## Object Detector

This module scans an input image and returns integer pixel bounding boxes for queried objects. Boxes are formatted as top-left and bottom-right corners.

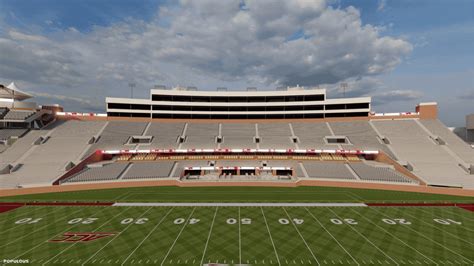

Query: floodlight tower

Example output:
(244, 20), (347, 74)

(340, 82), (348, 97)
(129, 82), (136, 98)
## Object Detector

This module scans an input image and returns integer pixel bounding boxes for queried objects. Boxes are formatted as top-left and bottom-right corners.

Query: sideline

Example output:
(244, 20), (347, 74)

(112, 202), (368, 207)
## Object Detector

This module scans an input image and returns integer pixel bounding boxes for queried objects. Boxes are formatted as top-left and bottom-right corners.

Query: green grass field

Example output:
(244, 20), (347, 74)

(1, 186), (474, 203)
(1, 204), (474, 265)
(1, 186), (473, 265)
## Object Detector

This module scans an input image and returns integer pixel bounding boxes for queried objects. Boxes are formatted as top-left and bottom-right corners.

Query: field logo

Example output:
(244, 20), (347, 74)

(49, 232), (116, 243)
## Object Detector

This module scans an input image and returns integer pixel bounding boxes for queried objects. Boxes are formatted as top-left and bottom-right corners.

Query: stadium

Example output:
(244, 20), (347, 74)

(1, 81), (474, 265)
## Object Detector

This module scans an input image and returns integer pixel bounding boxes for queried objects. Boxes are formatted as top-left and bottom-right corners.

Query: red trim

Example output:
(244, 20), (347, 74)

(0, 202), (113, 206)
(0, 204), (23, 213)
(366, 203), (457, 207)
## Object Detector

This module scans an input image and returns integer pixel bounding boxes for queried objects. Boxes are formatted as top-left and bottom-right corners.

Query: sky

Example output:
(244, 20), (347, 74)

(0, 0), (473, 126)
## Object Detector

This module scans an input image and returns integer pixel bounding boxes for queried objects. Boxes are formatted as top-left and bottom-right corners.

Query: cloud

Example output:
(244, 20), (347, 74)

(458, 91), (474, 100)
(372, 90), (423, 105)
(8, 30), (48, 42)
(0, 0), (412, 111)
(29, 91), (103, 112)
(377, 0), (387, 12)
(325, 77), (380, 98)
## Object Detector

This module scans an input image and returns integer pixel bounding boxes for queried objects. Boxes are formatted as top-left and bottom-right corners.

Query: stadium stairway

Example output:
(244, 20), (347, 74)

(0, 120), (107, 188)
(415, 119), (469, 173)
(372, 119), (474, 189)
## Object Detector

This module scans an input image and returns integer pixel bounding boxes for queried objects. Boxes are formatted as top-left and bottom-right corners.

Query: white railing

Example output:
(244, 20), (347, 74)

(101, 148), (378, 155)
(56, 112), (107, 117)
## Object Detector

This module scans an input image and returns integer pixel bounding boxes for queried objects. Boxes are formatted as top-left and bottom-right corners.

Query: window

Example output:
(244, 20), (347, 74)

(247, 106), (266, 111)
(247, 96), (266, 102)
(152, 113), (172, 119)
(266, 114), (284, 119)
(172, 96), (192, 102)
(108, 103), (130, 109)
(304, 105), (324, 110)
(325, 104), (346, 110)
(266, 106), (283, 111)
(228, 97), (247, 102)
(346, 103), (369, 109)
(131, 104), (150, 110)
(303, 113), (324, 119)
(325, 112), (346, 118)
(152, 94), (173, 101)
(266, 96), (285, 102)
(130, 113), (150, 118)
(191, 114), (210, 119)
(192, 106), (211, 111)
(152, 105), (173, 110)
(305, 94), (324, 101)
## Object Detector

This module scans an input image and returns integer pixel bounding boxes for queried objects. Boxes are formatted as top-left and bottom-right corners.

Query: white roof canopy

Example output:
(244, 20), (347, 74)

(0, 82), (33, 101)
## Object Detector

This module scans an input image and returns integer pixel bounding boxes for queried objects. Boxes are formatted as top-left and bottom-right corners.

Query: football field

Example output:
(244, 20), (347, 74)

(1, 203), (474, 265)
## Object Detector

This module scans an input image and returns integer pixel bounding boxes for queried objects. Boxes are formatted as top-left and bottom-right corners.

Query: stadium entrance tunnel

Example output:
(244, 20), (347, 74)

(221, 169), (238, 175)
(276, 169), (293, 176)
(184, 169), (201, 176)
(240, 169), (256, 175)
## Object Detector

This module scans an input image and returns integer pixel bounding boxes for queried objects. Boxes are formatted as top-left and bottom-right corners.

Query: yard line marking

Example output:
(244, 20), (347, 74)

(283, 207), (321, 266)
(416, 207), (474, 233)
(430, 207), (474, 227)
(0, 206), (50, 235)
(238, 206), (242, 265)
(400, 208), (474, 245)
(260, 207), (281, 266)
(42, 206), (133, 266)
(0, 207), (81, 249)
(325, 208), (398, 265)
(443, 208), (474, 222)
(349, 208), (438, 265)
(12, 207), (104, 260)
(160, 207), (196, 266)
(303, 207), (357, 266)
(369, 207), (473, 263)
(120, 207), (174, 266)
(81, 207), (154, 265)
(200, 207), (218, 266)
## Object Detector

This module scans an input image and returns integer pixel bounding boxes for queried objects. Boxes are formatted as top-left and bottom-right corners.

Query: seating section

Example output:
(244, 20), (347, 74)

(3, 110), (35, 120)
(84, 121), (148, 156)
(181, 123), (219, 149)
(373, 119), (473, 188)
(0, 129), (45, 163)
(302, 161), (355, 180)
(145, 122), (184, 149)
(0, 129), (28, 140)
(0, 108), (8, 119)
(17, 121), (106, 182)
(420, 119), (474, 164)
(65, 163), (129, 183)
(258, 123), (294, 149)
(0, 120), (109, 188)
(329, 121), (396, 157)
(349, 162), (414, 183)
(292, 122), (332, 149)
(221, 123), (256, 149)
(122, 162), (175, 179)
(3, 118), (473, 188)
(101, 121), (148, 136)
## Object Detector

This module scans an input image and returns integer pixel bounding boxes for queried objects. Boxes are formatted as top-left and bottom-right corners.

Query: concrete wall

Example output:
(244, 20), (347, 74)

(466, 114), (474, 130)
